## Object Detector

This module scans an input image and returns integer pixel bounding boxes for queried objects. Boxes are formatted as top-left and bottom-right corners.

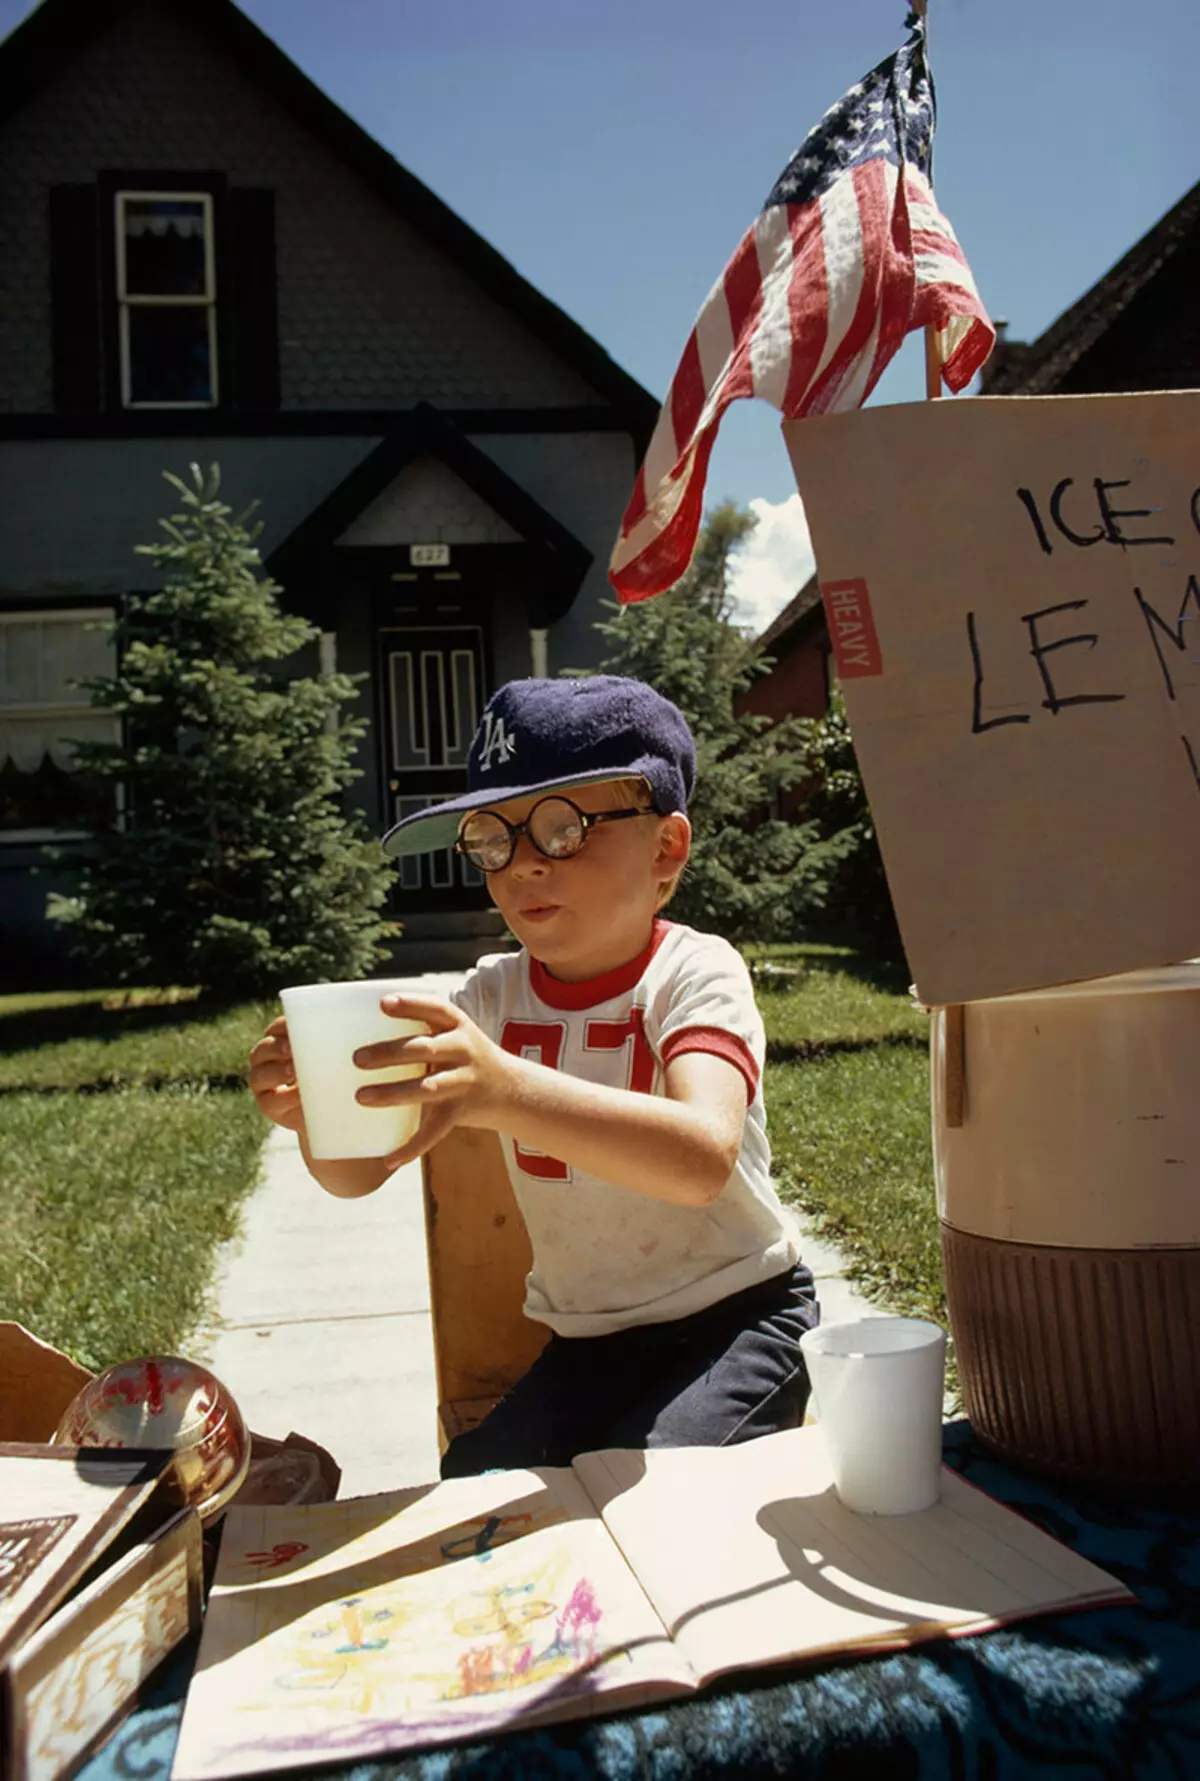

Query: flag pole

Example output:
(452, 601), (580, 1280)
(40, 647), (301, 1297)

(912, 0), (942, 401)
(912, 0), (965, 1116)
(923, 322), (943, 402)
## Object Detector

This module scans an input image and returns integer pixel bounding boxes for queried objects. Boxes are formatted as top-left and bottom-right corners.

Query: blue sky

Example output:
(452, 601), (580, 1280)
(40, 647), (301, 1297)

(3, 0), (1196, 624)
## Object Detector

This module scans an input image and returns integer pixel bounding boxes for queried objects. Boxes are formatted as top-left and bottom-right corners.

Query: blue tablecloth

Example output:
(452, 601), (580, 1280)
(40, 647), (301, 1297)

(85, 1423), (1200, 1780)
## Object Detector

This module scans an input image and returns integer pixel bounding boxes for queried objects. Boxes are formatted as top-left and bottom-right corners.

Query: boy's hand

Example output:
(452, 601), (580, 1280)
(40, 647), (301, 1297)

(248, 1015), (307, 1138)
(352, 994), (747, 1208)
(352, 994), (513, 1168)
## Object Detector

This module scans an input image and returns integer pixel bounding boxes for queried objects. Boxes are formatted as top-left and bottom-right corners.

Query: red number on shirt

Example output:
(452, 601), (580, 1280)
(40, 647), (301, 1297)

(499, 1020), (570, 1181)
(583, 1007), (655, 1094)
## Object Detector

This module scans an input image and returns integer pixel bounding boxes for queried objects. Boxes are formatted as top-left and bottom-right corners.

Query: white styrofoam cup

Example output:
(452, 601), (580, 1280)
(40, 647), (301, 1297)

(278, 979), (430, 1159)
(799, 1316), (946, 1515)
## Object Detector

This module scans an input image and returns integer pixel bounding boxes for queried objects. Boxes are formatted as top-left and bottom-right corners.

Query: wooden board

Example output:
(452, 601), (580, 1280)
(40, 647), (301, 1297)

(421, 1127), (548, 1444)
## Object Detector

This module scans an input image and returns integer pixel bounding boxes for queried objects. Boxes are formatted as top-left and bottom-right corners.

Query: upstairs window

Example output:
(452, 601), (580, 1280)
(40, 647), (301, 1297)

(50, 180), (279, 417)
(116, 192), (218, 408)
(0, 610), (119, 840)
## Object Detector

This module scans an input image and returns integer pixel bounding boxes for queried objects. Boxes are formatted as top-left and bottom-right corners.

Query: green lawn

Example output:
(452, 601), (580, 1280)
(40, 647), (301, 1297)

(0, 991), (275, 1091)
(0, 989), (271, 1371)
(749, 945), (944, 1330)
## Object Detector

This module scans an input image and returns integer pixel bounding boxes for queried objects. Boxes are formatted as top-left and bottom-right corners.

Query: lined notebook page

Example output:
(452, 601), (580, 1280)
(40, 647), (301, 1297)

(573, 1427), (1133, 1683)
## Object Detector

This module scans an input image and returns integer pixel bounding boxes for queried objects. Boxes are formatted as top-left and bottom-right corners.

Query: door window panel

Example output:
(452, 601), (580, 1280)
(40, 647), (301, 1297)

(382, 626), (485, 894)
(447, 650), (477, 767)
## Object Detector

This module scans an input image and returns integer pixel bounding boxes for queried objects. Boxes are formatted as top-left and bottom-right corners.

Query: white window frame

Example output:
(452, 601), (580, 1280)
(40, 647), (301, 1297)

(0, 607), (120, 843)
(115, 190), (218, 410)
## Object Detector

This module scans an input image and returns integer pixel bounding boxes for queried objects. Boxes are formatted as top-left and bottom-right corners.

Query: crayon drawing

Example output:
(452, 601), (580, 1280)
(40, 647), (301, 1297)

(172, 1513), (686, 1779)
(267, 1542), (608, 1711)
(22, 1548), (193, 1775)
(446, 1564), (603, 1699)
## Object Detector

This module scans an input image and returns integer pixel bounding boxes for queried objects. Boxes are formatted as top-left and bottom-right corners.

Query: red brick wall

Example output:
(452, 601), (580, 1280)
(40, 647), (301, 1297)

(737, 630), (830, 725)
(733, 624), (831, 820)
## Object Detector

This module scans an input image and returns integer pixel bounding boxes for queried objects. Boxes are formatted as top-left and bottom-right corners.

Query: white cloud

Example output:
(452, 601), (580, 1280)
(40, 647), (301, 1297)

(726, 493), (816, 636)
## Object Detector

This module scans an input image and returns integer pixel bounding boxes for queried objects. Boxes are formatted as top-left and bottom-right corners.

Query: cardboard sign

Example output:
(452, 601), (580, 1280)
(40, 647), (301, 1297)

(784, 391), (1200, 1006)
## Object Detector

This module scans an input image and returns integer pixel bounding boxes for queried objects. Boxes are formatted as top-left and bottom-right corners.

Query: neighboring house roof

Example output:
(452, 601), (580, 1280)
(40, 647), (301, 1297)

(267, 404), (593, 627)
(0, 0), (659, 438)
(981, 177), (1200, 396)
(753, 573), (825, 657)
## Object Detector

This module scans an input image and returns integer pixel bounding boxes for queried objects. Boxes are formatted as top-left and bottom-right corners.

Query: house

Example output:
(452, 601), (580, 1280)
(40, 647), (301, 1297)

(736, 574), (831, 816)
(0, 0), (657, 981)
(739, 574), (830, 728)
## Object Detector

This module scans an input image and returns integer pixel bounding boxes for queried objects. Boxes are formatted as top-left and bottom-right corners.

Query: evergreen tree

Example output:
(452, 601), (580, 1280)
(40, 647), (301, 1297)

(47, 465), (392, 996)
(586, 503), (839, 942)
(792, 688), (906, 961)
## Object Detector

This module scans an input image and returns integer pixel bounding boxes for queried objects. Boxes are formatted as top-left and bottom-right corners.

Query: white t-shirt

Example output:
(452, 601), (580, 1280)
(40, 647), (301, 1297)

(453, 918), (802, 1337)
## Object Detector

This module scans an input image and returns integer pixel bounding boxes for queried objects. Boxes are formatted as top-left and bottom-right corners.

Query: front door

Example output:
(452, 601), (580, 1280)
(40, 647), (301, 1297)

(379, 624), (488, 906)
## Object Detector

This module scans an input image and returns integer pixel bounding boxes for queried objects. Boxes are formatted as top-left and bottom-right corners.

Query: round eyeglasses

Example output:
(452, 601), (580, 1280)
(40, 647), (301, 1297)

(455, 795), (651, 875)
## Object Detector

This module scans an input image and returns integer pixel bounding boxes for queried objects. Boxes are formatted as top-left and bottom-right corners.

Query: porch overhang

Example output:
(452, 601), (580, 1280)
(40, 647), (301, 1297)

(266, 404), (593, 630)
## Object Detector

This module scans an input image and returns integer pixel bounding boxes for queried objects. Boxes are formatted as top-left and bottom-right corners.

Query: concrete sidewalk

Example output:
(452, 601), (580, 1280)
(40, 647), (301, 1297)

(194, 971), (885, 1499)
(194, 1128), (441, 1496)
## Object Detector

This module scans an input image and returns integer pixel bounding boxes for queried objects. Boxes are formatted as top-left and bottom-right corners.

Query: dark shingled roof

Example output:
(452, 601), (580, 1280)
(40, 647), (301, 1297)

(981, 178), (1200, 396)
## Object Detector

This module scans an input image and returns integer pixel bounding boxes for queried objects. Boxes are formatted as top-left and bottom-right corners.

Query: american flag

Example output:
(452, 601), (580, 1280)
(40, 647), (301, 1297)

(609, 12), (994, 604)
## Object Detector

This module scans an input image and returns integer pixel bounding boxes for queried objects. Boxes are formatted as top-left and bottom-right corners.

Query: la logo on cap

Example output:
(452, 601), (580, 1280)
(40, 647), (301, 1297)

(477, 711), (517, 771)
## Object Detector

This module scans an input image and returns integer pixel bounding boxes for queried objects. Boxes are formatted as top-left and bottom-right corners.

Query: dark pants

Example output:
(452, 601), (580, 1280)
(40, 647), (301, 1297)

(441, 1262), (820, 1477)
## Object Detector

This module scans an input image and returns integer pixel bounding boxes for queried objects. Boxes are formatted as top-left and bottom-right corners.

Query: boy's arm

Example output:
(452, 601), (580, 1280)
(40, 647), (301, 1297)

(297, 1135), (392, 1200)
(355, 995), (746, 1207)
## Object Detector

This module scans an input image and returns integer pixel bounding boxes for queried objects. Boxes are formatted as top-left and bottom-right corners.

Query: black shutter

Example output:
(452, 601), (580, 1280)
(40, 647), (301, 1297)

(226, 187), (280, 410)
(49, 185), (102, 413)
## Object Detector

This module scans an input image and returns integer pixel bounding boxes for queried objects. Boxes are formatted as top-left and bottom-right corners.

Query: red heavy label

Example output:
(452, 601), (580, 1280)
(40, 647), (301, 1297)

(820, 579), (883, 678)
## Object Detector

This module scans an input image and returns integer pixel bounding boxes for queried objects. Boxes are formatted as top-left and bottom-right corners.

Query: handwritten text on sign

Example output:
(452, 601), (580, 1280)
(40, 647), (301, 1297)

(970, 474), (1200, 789)
(785, 393), (1200, 1005)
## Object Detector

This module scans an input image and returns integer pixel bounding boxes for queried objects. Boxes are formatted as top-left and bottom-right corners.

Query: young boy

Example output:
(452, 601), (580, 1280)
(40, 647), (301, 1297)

(249, 675), (818, 1476)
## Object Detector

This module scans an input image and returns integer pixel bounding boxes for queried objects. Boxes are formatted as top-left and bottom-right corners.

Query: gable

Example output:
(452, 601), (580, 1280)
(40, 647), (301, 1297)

(337, 456), (522, 549)
(267, 408), (594, 623)
(0, 0), (654, 423)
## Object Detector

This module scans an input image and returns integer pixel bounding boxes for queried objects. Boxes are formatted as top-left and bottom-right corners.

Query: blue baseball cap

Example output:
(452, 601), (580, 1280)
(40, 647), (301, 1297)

(381, 676), (696, 859)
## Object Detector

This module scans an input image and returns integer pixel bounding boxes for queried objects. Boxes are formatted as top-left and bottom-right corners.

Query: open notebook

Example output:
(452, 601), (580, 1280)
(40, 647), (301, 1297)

(171, 1424), (1132, 1779)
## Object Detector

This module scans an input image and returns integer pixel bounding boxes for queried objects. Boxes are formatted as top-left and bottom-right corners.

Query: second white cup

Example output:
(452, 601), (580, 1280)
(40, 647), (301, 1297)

(799, 1316), (947, 1515)
(279, 979), (431, 1159)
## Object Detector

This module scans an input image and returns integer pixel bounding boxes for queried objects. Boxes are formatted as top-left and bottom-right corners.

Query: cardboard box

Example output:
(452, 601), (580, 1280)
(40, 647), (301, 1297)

(2, 1507), (202, 1781)
(0, 1324), (340, 1780)
(0, 1445), (172, 1666)
(0, 1324), (91, 1444)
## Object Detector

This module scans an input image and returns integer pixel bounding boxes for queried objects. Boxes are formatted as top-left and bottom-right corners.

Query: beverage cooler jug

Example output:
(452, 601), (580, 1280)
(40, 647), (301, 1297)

(930, 964), (1200, 1494)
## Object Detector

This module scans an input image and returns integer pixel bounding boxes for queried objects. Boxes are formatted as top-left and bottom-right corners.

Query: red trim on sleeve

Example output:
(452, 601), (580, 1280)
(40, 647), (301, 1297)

(660, 1026), (759, 1103)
